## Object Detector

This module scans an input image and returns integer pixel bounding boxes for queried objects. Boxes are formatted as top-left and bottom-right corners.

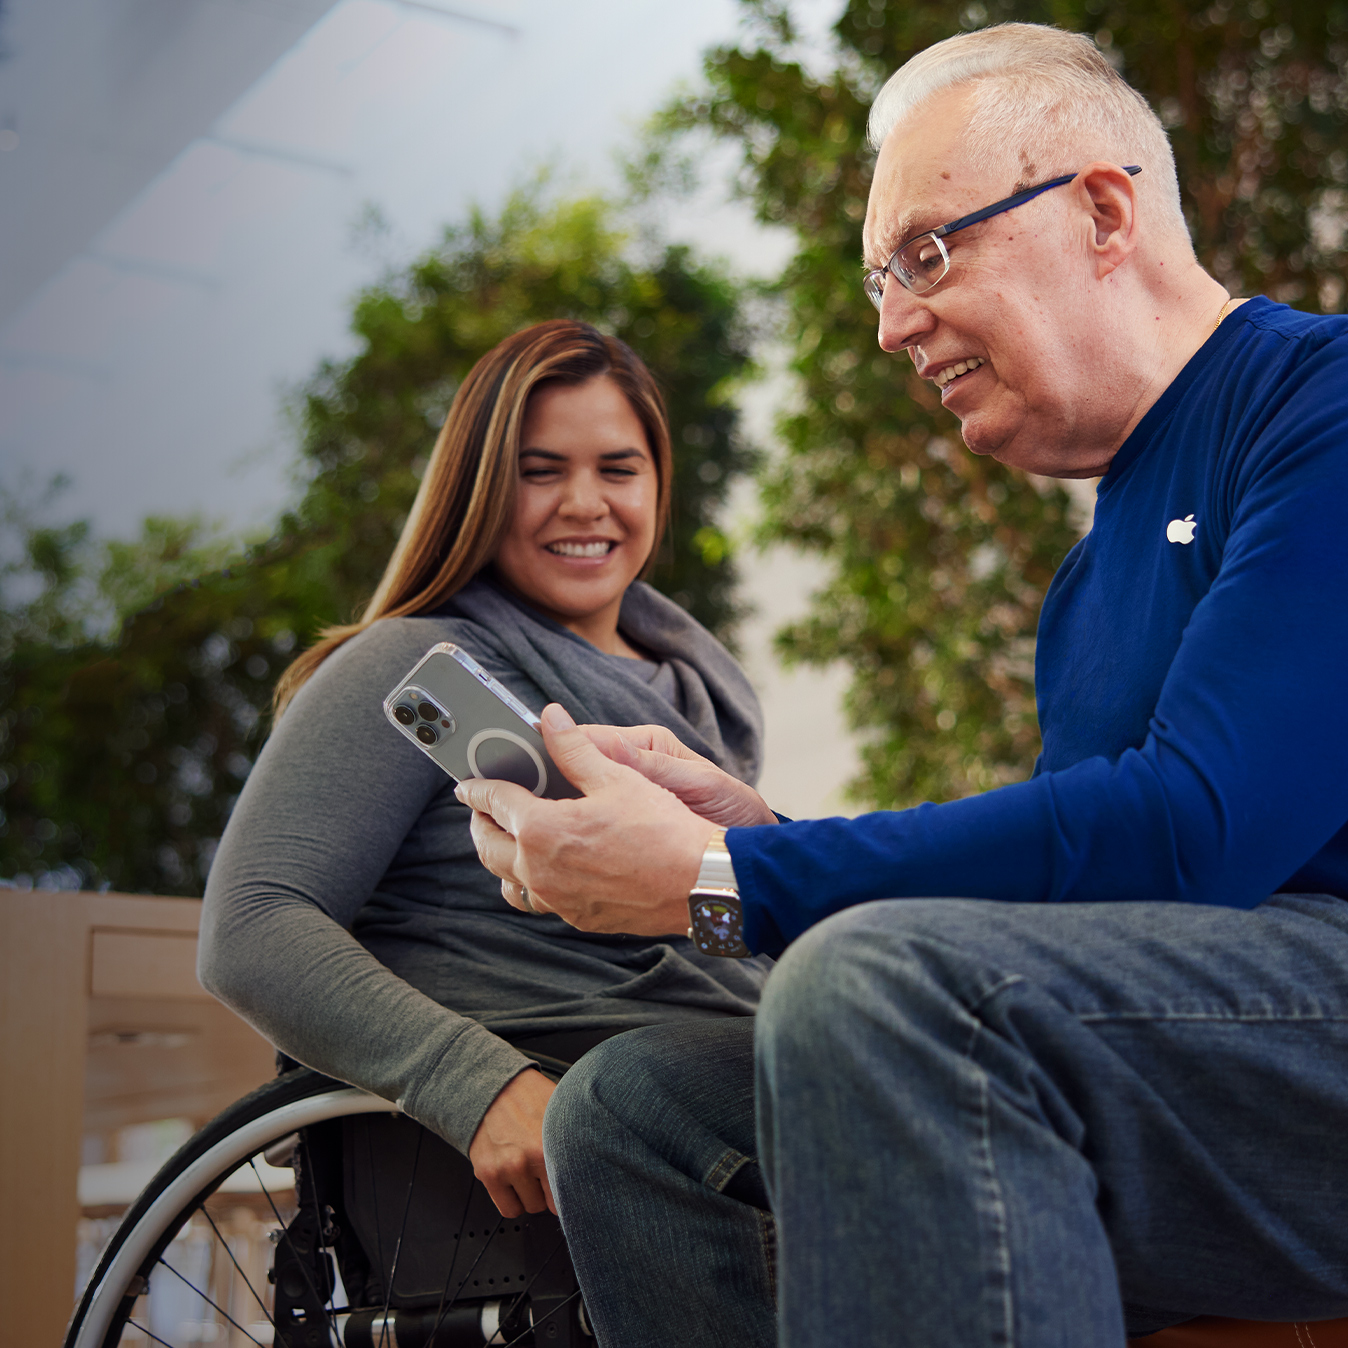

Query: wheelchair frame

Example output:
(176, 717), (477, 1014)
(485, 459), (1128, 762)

(66, 1066), (591, 1348)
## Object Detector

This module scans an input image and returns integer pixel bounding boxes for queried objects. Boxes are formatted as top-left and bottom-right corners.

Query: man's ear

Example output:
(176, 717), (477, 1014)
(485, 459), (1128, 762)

(1075, 162), (1140, 278)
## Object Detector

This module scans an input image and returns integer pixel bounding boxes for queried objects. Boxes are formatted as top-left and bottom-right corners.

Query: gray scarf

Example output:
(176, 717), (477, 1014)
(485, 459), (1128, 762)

(438, 575), (763, 786)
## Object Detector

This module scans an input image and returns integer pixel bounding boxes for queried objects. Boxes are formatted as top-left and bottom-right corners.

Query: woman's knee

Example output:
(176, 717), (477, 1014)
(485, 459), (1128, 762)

(544, 1019), (758, 1176)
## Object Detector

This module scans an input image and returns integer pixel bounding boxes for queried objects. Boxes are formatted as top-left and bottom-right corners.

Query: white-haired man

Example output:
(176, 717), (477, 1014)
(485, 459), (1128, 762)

(457, 23), (1348, 1347)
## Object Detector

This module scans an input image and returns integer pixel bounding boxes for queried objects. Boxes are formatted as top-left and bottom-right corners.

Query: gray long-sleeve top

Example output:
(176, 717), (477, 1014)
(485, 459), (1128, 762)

(199, 577), (770, 1152)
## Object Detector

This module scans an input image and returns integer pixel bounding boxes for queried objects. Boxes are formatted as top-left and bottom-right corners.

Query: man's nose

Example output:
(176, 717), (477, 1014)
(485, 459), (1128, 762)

(876, 279), (936, 354)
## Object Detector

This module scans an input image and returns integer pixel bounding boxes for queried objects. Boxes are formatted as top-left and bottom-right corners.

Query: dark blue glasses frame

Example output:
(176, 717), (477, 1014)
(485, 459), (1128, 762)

(864, 164), (1143, 308)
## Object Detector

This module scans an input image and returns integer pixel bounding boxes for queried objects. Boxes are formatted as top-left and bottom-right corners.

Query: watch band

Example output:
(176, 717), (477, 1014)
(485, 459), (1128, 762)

(688, 828), (748, 958)
(696, 827), (736, 891)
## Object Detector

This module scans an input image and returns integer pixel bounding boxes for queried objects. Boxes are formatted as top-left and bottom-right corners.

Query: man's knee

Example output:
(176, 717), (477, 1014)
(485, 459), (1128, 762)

(756, 899), (997, 1091)
(759, 901), (936, 1030)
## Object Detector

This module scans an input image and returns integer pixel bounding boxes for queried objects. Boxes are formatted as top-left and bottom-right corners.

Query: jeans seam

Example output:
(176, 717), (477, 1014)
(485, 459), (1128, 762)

(705, 1146), (749, 1193)
(758, 1210), (778, 1309)
(966, 1018), (1016, 1348)
(968, 973), (1028, 1018)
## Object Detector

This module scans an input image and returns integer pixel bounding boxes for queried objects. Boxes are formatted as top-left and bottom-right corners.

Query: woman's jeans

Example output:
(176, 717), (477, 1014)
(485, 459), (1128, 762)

(543, 894), (1348, 1348)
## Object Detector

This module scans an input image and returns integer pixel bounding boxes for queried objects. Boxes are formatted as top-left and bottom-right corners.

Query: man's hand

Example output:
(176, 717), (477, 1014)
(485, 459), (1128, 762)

(576, 722), (777, 828)
(455, 704), (719, 935)
(467, 1068), (556, 1217)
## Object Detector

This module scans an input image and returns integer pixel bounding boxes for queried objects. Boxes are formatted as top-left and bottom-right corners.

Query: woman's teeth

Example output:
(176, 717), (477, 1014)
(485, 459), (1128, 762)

(935, 357), (985, 389)
(547, 541), (614, 558)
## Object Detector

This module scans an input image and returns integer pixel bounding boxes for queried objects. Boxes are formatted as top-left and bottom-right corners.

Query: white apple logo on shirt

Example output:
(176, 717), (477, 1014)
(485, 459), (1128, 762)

(1166, 514), (1198, 545)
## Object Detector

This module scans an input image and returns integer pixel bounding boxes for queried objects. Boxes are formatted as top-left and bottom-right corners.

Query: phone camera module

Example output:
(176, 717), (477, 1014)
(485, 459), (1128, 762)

(393, 704), (416, 726)
(415, 724), (439, 746)
(418, 701), (442, 722)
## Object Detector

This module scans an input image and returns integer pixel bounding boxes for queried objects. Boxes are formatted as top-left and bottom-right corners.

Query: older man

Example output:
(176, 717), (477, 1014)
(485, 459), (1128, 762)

(457, 23), (1348, 1348)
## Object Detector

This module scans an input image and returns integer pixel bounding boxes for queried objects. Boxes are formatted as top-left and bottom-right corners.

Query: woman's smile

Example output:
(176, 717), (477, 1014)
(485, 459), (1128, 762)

(544, 537), (621, 560)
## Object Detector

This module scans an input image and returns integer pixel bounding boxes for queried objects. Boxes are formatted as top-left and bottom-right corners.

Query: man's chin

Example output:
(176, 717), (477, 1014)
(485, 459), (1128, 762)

(953, 411), (1010, 461)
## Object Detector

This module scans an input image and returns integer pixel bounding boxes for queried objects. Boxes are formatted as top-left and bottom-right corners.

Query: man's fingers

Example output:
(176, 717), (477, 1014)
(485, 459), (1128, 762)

(576, 721), (696, 761)
(455, 775), (535, 835)
(467, 806), (522, 883)
(539, 704), (631, 793)
(618, 743), (713, 795)
(575, 724), (642, 767)
(502, 878), (555, 916)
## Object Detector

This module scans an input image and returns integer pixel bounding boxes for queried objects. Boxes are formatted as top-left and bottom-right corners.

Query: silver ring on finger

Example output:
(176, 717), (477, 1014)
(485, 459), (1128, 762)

(517, 883), (538, 914)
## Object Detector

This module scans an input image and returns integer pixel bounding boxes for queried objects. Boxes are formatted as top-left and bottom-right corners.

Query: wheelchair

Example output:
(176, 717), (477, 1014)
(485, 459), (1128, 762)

(66, 1053), (592, 1348)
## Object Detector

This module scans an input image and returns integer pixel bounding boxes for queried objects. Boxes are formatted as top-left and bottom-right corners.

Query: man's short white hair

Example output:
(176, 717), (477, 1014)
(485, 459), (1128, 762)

(868, 23), (1188, 244)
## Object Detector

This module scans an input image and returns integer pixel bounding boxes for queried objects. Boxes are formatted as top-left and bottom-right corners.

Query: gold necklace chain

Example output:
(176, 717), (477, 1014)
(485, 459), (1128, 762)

(1212, 296), (1237, 333)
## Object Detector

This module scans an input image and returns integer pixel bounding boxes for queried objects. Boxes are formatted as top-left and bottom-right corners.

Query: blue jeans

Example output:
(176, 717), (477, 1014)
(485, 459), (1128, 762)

(543, 894), (1348, 1347)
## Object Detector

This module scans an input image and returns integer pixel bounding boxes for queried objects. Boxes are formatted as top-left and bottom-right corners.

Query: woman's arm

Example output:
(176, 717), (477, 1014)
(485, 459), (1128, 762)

(199, 618), (542, 1164)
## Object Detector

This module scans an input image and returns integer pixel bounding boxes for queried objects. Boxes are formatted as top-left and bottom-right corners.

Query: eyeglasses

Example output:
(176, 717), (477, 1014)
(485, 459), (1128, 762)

(863, 165), (1142, 310)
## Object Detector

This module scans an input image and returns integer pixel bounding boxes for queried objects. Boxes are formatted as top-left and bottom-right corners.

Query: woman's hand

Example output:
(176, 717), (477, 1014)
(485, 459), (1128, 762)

(468, 1068), (557, 1217)
(577, 722), (778, 828)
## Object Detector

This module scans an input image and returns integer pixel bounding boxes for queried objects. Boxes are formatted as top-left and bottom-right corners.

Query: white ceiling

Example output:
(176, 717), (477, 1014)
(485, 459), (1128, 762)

(0, 0), (824, 538)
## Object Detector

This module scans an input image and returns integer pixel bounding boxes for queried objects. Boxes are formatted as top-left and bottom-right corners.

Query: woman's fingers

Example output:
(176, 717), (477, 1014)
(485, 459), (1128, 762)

(476, 1159), (553, 1218)
(469, 1069), (558, 1217)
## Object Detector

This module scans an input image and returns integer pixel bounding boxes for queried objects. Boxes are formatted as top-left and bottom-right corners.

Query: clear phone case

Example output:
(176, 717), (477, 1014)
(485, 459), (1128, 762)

(383, 643), (582, 799)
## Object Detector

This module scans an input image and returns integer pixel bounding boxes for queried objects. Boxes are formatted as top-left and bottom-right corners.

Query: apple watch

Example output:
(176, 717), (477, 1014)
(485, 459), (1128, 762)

(687, 827), (748, 958)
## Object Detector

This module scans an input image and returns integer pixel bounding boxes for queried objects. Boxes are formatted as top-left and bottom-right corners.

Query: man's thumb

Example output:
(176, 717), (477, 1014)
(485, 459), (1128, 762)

(540, 703), (622, 794)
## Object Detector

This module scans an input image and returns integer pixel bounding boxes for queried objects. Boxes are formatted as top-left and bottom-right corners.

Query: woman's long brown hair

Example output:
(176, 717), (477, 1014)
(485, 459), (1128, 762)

(272, 319), (673, 716)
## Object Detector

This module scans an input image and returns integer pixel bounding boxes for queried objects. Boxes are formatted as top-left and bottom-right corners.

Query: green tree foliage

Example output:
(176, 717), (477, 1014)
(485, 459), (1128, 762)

(0, 190), (757, 894)
(675, 0), (1347, 809)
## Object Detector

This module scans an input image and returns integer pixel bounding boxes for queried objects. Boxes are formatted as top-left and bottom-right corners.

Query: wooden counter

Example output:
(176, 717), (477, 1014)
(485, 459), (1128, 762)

(0, 890), (274, 1346)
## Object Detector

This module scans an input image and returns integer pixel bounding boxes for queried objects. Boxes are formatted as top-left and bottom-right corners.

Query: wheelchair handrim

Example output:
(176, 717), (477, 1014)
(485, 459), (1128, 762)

(73, 1086), (398, 1348)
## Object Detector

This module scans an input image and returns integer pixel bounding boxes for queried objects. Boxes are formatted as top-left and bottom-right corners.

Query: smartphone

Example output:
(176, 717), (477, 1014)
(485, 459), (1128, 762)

(383, 642), (582, 799)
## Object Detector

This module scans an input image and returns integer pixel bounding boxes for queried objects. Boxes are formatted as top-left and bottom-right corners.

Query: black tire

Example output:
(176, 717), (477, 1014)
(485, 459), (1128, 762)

(66, 1069), (398, 1348)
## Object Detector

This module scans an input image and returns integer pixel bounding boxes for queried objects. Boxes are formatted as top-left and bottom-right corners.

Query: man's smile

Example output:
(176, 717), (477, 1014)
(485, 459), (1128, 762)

(932, 356), (986, 393)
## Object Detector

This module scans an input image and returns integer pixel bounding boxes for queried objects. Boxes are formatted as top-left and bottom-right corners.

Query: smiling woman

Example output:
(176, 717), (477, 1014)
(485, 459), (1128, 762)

(199, 319), (768, 1220)
(494, 374), (661, 655)
(272, 319), (675, 710)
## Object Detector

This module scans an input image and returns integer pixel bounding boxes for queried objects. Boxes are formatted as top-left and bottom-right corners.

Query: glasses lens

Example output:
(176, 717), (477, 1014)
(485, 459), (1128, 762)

(863, 271), (886, 312)
(897, 235), (948, 294)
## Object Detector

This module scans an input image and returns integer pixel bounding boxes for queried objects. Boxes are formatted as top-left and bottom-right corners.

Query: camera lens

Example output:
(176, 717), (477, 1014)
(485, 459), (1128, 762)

(418, 701), (441, 721)
(394, 704), (415, 725)
(416, 724), (439, 746)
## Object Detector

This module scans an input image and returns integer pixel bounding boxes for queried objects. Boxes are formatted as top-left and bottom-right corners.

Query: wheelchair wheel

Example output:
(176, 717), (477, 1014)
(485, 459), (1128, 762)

(66, 1067), (589, 1348)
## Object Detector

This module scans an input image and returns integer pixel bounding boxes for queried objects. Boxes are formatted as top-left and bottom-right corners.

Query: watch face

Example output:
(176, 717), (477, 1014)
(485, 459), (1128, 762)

(690, 893), (748, 958)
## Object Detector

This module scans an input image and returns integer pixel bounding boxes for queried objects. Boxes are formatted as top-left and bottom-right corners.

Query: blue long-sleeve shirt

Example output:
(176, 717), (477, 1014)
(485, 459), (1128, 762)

(731, 298), (1348, 957)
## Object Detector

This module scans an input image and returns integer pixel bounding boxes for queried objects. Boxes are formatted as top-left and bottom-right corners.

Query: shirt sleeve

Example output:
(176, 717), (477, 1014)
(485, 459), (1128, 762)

(729, 357), (1348, 958)
(199, 619), (542, 1152)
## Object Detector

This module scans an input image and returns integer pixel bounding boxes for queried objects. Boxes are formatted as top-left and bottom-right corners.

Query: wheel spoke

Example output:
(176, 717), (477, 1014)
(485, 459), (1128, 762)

(197, 1202), (280, 1335)
(425, 1215), (504, 1345)
(155, 1254), (267, 1346)
(376, 1125), (423, 1346)
(424, 1162), (481, 1337)
(124, 1319), (180, 1348)
(248, 1154), (339, 1342)
(500, 1232), (567, 1327)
